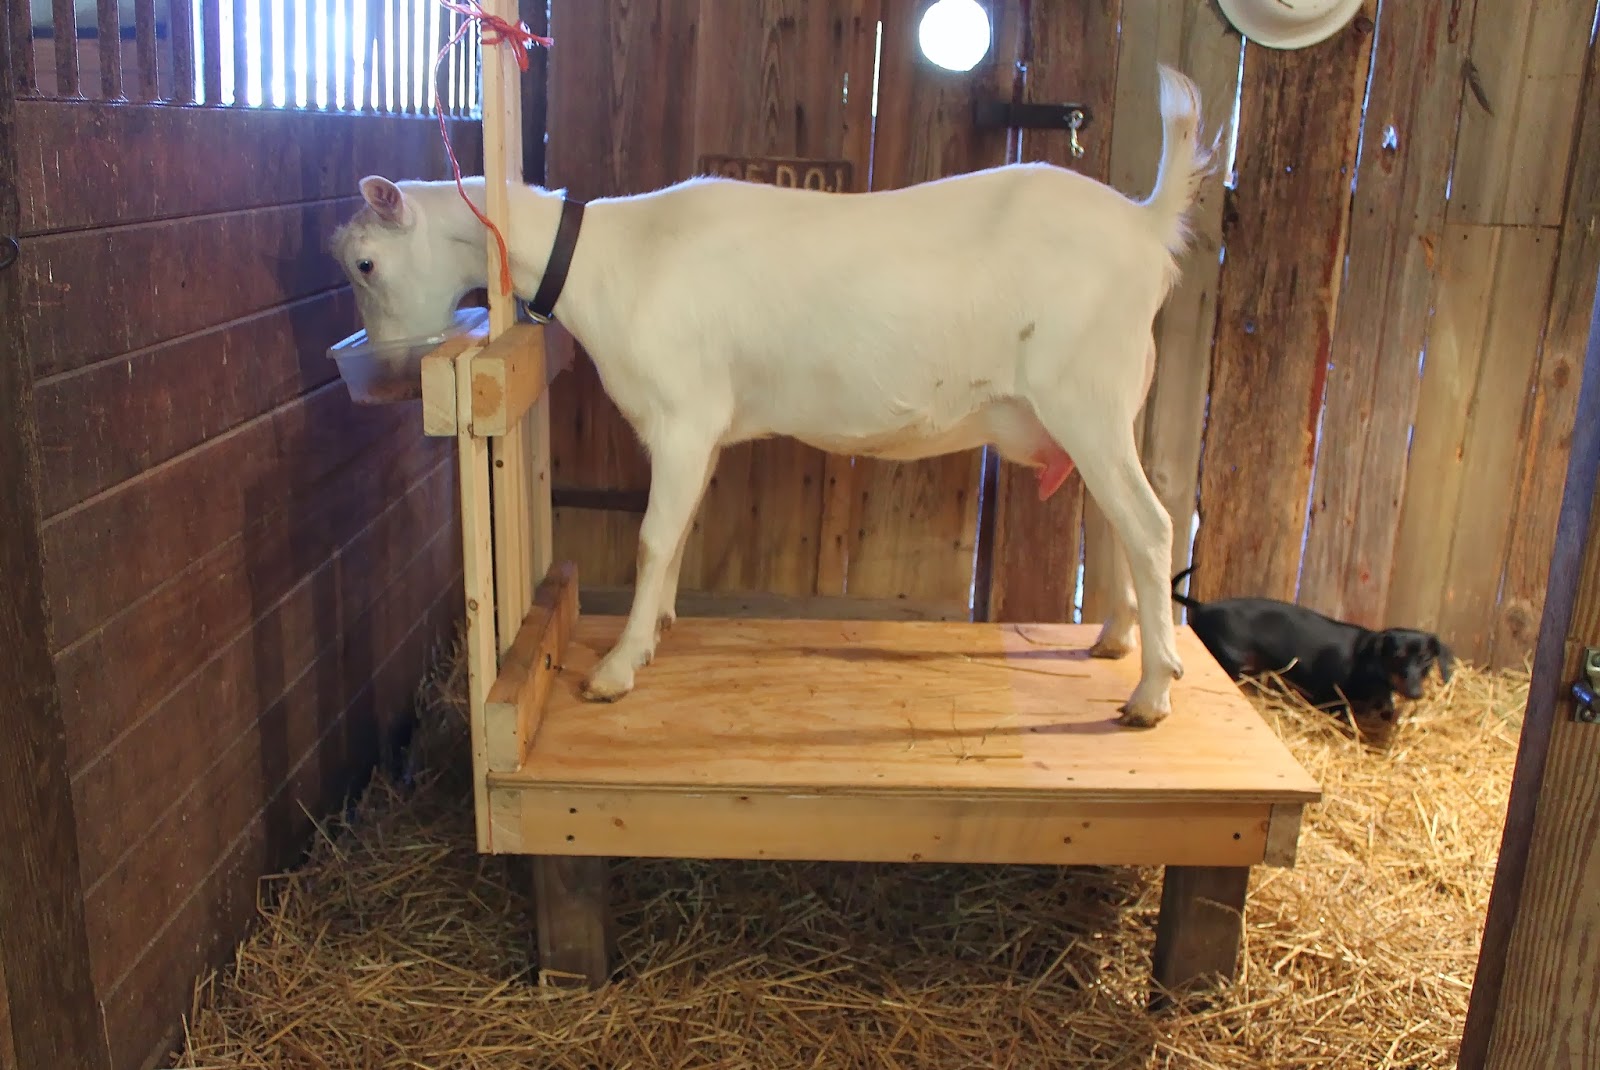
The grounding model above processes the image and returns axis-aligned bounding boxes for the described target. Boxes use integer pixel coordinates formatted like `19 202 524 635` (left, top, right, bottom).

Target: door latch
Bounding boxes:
1571 648 1600 723
972 101 1092 157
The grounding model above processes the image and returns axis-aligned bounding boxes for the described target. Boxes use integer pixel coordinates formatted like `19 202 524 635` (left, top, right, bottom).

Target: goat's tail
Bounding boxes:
1170 565 1204 612
1141 64 1216 257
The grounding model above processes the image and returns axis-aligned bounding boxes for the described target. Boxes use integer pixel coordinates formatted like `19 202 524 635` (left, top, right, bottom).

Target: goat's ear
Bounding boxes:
360 176 412 227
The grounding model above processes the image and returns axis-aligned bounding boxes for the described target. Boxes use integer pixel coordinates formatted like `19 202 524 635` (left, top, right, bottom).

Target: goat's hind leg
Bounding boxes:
582 432 720 702
1036 409 1182 728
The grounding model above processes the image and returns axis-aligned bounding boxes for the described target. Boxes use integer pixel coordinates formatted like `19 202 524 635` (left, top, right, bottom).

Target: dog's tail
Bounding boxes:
1141 64 1216 258
1171 566 1204 612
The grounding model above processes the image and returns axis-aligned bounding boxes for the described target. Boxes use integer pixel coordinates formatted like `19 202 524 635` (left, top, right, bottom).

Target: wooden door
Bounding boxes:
1458 260 1600 1067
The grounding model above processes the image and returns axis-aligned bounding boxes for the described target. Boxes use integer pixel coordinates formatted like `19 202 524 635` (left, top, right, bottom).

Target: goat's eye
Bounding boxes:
356 259 374 276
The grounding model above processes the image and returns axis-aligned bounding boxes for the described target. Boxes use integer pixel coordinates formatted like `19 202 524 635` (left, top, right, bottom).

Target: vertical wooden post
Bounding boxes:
1149 865 1251 1009
1459 255 1600 1070
478 0 611 987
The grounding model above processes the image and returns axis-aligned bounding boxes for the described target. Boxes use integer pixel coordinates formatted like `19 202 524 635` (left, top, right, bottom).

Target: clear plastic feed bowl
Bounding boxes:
326 306 490 405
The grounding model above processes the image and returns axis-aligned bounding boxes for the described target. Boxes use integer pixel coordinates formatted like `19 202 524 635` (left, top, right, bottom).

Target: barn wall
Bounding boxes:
7 0 505 1048
543 0 1600 670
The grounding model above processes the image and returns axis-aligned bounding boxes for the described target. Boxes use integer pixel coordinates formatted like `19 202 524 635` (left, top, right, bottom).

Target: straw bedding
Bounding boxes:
167 632 1527 1069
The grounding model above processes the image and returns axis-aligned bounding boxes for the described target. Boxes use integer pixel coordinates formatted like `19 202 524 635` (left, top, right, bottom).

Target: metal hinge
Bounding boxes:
1571 648 1600 723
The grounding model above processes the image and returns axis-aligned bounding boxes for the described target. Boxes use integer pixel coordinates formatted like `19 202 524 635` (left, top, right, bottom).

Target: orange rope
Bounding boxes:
431 1 553 296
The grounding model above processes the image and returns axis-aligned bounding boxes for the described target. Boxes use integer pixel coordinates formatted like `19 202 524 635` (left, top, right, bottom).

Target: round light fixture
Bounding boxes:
918 0 992 73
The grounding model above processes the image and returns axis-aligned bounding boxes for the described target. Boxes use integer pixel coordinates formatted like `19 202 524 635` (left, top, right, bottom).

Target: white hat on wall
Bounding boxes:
1214 0 1366 50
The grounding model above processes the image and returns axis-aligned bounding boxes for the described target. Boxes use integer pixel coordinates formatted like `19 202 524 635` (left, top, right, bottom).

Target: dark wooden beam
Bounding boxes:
1459 246 1600 1070
0 34 113 1070
1149 865 1251 1009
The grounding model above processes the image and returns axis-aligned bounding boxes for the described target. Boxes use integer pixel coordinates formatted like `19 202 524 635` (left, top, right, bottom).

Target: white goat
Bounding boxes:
331 64 1211 728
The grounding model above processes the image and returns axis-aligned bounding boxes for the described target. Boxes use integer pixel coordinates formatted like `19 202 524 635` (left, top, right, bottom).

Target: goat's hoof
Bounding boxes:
1089 637 1133 660
1114 706 1166 729
581 660 636 702
1115 692 1170 729
657 611 677 632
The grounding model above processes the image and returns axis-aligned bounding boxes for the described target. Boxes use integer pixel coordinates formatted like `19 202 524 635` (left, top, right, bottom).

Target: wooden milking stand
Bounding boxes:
417 1 1321 998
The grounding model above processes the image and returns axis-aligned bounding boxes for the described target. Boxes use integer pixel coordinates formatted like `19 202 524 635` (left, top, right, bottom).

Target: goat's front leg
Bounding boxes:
656 445 721 637
582 434 720 702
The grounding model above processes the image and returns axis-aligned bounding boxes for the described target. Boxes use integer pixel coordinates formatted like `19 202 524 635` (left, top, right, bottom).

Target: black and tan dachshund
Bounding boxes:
1171 567 1455 720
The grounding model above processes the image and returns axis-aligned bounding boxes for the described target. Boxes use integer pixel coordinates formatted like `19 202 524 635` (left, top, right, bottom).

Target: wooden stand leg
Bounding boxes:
1149 864 1250 1009
531 854 614 987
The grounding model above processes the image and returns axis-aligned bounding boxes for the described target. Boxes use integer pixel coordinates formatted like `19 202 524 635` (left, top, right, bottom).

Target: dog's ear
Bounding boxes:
1432 636 1456 683
1378 631 1400 659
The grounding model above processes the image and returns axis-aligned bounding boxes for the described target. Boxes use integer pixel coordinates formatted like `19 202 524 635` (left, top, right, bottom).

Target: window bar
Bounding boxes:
233 0 250 103
202 0 222 103
171 0 197 102
51 0 80 97
135 0 159 100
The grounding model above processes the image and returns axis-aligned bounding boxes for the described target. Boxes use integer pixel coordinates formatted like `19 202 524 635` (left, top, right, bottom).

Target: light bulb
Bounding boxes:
918 0 992 73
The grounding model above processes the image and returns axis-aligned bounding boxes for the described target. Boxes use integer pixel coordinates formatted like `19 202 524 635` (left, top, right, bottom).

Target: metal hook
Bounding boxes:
0 236 18 273
1067 109 1086 159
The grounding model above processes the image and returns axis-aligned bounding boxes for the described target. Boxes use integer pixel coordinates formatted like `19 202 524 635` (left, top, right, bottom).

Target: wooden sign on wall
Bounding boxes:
697 154 854 192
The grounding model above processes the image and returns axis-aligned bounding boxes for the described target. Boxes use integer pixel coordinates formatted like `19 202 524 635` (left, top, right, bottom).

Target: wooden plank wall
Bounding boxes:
545 0 1596 669
12 103 482 1070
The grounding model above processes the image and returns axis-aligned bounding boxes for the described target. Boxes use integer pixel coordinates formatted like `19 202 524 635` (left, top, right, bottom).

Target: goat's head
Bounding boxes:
330 176 476 343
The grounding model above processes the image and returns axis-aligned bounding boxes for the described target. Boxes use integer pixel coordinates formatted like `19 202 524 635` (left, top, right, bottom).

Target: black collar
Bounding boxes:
525 194 585 323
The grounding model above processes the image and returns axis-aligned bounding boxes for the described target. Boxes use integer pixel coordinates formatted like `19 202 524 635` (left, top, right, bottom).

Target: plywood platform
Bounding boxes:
487 617 1321 870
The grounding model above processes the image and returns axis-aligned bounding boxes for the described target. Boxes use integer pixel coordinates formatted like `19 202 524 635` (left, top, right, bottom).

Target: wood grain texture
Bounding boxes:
1113 2 1240 600
95 581 462 1070
497 616 1321 803
8 0 36 95
532 856 614 987
485 561 579 772
1150 865 1250 1007
1189 8 1377 604
1297 0 1476 627
19 198 358 380
1448 0 1594 227
133 0 156 100
506 787 1281 868
1018 0 1123 623
679 0 874 597
51 0 78 97
95 0 121 99
52 426 447 775
864 0 1007 611
65 457 455 887
1492 29 1600 668
577 586 970 622
12 101 482 234
0 57 111 1067
543 0 694 586
0 959 13 1070
1388 226 1556 660
40 383 422 651
31 288 356 516
82 524 462 997
1458 251 1600 1069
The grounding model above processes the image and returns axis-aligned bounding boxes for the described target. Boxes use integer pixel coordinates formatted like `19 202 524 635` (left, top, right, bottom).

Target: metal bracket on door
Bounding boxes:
972 101 1092 157
1570 647 1600 723
972 100 1093 131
